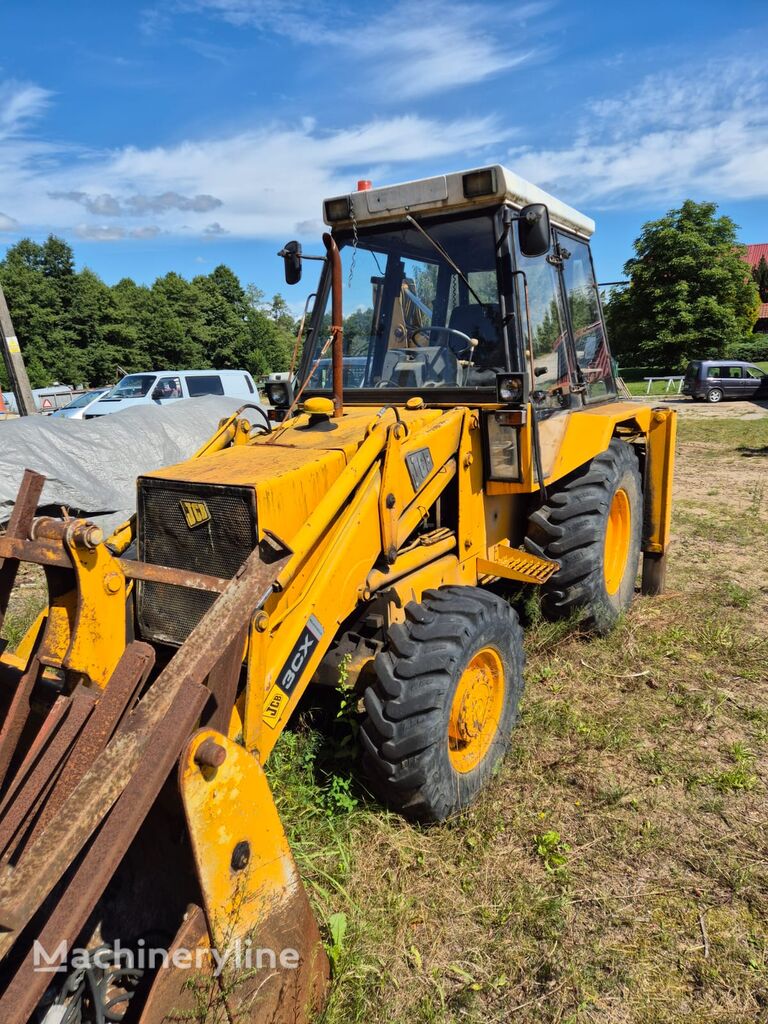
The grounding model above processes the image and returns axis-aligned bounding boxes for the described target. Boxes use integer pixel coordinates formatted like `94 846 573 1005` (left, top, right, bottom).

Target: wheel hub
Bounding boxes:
448 647 504 773
603 487 631 596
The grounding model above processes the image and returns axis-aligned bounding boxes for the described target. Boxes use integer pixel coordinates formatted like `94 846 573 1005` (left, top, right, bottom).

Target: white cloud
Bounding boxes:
178 0 548 99
74 224 127 241
0 80 52 137
0 212 20 232
48 189 222 216
351 1 545 100
508 61 768 205
0 78 509 241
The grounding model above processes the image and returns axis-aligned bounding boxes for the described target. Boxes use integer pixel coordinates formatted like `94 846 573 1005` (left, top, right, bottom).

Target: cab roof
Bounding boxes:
323 164 595 240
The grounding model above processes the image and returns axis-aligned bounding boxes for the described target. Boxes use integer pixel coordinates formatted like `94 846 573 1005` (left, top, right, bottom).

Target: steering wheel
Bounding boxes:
411 325 473 357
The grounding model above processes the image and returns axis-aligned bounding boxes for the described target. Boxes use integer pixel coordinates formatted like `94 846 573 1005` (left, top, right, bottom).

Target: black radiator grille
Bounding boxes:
136 478 258 646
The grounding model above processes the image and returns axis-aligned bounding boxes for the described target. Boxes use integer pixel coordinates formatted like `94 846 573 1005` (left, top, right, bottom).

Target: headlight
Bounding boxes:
323 196 351 223
486 412 521 481
265 381 294 408
462 168 498 198
496 372 526 406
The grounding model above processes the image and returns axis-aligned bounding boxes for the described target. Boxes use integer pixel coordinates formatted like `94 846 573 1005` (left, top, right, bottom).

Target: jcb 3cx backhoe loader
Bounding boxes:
0 165 675 1023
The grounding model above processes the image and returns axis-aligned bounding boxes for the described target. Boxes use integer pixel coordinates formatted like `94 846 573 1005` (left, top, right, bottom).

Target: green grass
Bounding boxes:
0 566 46 649
623 378 683 397
676 416 768 447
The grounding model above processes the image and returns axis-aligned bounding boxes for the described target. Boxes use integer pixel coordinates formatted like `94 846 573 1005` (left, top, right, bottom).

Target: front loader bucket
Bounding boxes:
0 470 329 1023
178 730 329 1023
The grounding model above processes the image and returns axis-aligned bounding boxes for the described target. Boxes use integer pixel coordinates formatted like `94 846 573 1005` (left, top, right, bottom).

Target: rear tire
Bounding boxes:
524 439 642 634
707 388 723 403
361 587 524 823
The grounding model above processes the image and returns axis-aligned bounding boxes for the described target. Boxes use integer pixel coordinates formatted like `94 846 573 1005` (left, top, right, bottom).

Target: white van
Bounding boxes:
85 369 260 418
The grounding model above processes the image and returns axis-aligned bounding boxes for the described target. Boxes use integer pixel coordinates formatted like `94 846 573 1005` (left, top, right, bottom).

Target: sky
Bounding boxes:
0 0 767 302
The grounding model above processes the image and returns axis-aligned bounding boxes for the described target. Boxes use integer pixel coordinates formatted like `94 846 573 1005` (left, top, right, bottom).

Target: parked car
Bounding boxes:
85 369 260 418
308 357 368 389
682 360 768 403
50 388 112 419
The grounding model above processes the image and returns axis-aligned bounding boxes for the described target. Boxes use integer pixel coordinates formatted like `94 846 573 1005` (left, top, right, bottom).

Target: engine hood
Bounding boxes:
139 404 445 545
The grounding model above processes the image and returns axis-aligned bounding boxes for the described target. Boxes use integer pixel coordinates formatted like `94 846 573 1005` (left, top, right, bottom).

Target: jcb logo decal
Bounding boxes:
180 499 211 529
263 686 287 729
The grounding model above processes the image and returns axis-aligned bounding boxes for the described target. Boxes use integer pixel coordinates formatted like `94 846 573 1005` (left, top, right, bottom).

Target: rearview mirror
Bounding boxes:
280 240 302 285
517 203 551 259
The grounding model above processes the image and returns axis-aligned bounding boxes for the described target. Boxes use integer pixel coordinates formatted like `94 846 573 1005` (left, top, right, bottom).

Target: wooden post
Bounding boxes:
0 285 36 417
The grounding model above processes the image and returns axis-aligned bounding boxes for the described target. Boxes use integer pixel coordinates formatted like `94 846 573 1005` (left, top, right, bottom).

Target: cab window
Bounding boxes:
152 376 182 399
186 375 224 397
558 234 616 401
745 366 766 379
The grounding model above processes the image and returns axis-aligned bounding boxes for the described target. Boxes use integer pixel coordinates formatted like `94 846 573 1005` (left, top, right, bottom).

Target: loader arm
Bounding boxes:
243 405 469 758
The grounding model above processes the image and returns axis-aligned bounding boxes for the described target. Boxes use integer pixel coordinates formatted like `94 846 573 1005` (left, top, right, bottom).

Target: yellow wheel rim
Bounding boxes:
603 487 631 595
448 647 504 774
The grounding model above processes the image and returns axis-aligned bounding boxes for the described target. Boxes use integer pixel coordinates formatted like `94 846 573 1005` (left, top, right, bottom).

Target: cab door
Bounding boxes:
513 231 576 480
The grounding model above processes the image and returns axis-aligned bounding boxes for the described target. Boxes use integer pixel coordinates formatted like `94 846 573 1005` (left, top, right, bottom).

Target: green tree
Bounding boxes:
752 255 768 303
244 285 294 375
605 200 760 369
0 237 81 387
194 267 252 371
0 235 297 388
147 272 209 368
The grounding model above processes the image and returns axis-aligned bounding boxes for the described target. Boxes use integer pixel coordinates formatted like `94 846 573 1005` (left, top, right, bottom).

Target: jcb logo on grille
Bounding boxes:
179 499 211 529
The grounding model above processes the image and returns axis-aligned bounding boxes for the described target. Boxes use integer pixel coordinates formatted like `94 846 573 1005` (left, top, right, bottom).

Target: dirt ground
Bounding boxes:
644 395 768 420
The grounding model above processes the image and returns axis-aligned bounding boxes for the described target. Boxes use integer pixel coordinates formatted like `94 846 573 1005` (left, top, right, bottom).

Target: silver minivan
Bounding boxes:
85 369 260 417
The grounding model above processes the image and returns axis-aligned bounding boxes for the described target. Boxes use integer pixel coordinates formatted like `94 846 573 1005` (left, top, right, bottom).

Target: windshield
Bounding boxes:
301 213 506 391
107 374 156 399
65 388 109 409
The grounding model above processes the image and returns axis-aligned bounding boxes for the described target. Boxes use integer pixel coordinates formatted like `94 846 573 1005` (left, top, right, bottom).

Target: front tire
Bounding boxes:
525 439 642 634
361 587 524 823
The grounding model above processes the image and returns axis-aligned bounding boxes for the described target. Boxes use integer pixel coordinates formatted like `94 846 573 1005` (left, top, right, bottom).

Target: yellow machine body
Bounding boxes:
137 398 674 762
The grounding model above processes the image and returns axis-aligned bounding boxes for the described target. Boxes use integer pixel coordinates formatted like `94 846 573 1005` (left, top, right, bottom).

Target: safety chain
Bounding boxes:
347 200 358 289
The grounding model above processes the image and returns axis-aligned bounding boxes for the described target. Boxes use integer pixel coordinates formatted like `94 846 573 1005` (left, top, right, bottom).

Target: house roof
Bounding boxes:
758 302 768 320
745 243 768 267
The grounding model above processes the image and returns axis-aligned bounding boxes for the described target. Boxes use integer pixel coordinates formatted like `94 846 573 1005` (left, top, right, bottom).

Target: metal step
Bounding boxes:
477 543 558 585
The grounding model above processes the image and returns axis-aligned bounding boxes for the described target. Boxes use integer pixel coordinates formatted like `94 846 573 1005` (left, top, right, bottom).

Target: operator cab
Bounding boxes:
279 165 617 413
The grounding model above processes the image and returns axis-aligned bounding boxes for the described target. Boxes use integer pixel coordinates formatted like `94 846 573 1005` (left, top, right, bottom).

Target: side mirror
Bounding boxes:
517 203 551 259
280 240 302 285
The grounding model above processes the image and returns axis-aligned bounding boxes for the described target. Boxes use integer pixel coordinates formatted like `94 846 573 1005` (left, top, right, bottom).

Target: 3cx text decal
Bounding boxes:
263 615 324 729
